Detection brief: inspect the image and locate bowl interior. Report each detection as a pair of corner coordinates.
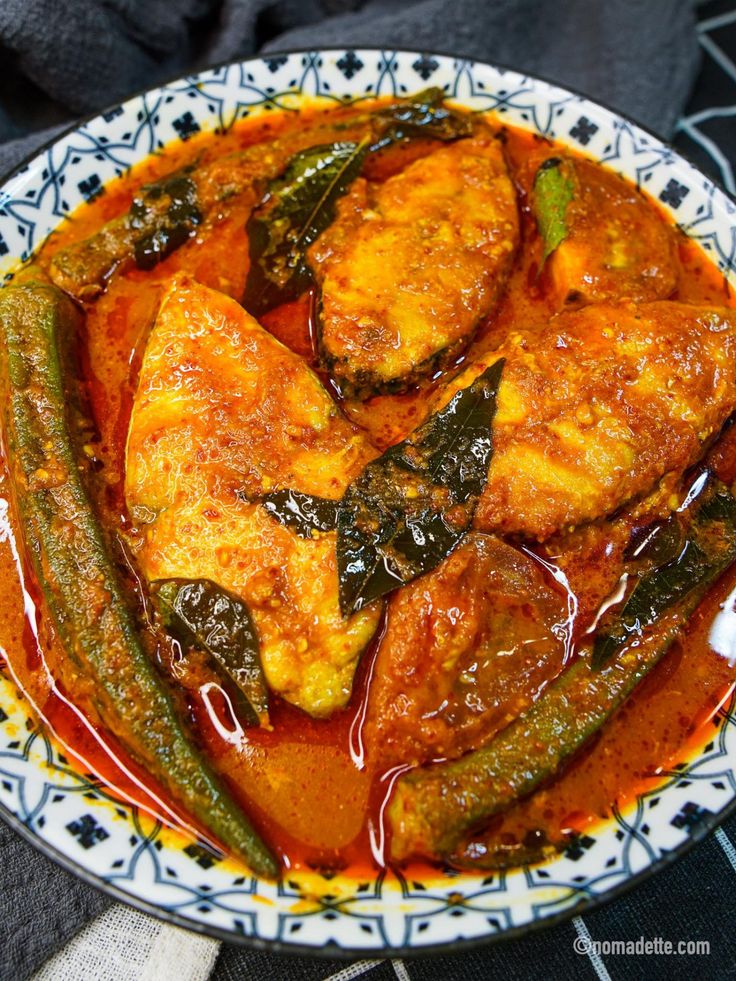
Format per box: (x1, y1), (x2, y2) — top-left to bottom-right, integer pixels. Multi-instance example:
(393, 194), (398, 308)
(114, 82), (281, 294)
(0, 49), (735, 955)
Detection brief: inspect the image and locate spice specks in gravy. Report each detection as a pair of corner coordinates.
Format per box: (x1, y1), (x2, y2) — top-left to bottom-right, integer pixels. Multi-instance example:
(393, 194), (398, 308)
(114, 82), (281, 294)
(0, 91), (734, 878)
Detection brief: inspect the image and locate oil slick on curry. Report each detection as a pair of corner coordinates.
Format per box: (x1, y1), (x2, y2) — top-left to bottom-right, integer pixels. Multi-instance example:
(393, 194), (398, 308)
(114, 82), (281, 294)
(0, 89), (735, 879)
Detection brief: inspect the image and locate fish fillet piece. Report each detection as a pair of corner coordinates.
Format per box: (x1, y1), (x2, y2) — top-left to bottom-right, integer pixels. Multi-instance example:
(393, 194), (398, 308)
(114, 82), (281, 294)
(435, 301), (736, 541)
(125, 276), (381, 717)
(309, 134), (519, 396)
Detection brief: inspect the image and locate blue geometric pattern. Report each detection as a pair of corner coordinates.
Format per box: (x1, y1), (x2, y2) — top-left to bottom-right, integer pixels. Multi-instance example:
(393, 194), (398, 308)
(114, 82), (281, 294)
(0, 50), (735, 954)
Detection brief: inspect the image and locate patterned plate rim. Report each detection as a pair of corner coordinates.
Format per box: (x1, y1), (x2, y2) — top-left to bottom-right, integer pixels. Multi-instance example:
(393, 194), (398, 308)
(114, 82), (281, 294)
(2, 788), (736, 960)
(3, 44), (736, 207)
(0, 47), (735, 958)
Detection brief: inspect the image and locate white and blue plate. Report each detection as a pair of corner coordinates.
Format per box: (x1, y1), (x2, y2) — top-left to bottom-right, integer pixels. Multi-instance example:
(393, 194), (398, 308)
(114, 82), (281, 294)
(0, 50), (735, 956)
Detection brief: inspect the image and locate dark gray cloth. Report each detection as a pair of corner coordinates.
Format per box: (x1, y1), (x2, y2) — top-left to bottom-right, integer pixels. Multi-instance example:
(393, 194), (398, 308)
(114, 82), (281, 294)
(0, 1), (715, 980)
(0, 0), (700, 176)
(0, 820), (110, 979)
(264, 0), (700, 136)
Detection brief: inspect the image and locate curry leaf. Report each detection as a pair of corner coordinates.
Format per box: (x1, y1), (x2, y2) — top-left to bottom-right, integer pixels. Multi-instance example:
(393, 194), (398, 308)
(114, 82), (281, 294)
(369, 87), (474, 149)
(623, 518), (685, 567)
(592, 477), (736, 669)
(130, 166), (202, 270)
(259, 489), (339, 539)
(337, 359), (504, 614)
(533, 157), (575, 265)
(154, 578), (269, 726)
(243, 139), (369, 317)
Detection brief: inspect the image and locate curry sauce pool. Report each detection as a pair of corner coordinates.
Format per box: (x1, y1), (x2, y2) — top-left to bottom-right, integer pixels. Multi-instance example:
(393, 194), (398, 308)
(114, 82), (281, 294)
(0, 91), (734, 878)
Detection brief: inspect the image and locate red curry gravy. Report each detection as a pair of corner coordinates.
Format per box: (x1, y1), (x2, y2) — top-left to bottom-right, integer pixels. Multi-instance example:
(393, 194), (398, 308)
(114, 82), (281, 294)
(1, 102), (735, 878)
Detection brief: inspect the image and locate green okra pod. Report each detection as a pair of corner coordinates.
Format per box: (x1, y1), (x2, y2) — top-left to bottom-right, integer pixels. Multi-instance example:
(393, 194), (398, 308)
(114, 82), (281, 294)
(389, 477), (736, 863)
(0, 279), (278, 878)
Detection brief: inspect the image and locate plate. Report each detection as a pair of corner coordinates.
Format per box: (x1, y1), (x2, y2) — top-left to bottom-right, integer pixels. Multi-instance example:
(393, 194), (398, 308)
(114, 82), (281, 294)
(1, 49), (735, 957)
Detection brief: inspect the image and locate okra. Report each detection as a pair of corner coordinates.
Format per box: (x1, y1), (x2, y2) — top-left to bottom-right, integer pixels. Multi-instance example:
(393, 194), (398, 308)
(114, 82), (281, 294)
(389, 477), (736, 862)
(0, 280), (278, 878)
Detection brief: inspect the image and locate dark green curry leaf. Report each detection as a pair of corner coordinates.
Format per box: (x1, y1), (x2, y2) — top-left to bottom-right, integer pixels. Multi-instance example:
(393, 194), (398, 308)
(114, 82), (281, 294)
(592, 477), (736, 669)
(337, 359), (504, 615)
(243, 139), (369, 317)
(259, 489), (339, 539)
(369, 87), (474, 149)
(154, 578), (268, 727)
(623, 518), (685, 566)
(533, 157), (575, 265)
(130, 166), (202, 270)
